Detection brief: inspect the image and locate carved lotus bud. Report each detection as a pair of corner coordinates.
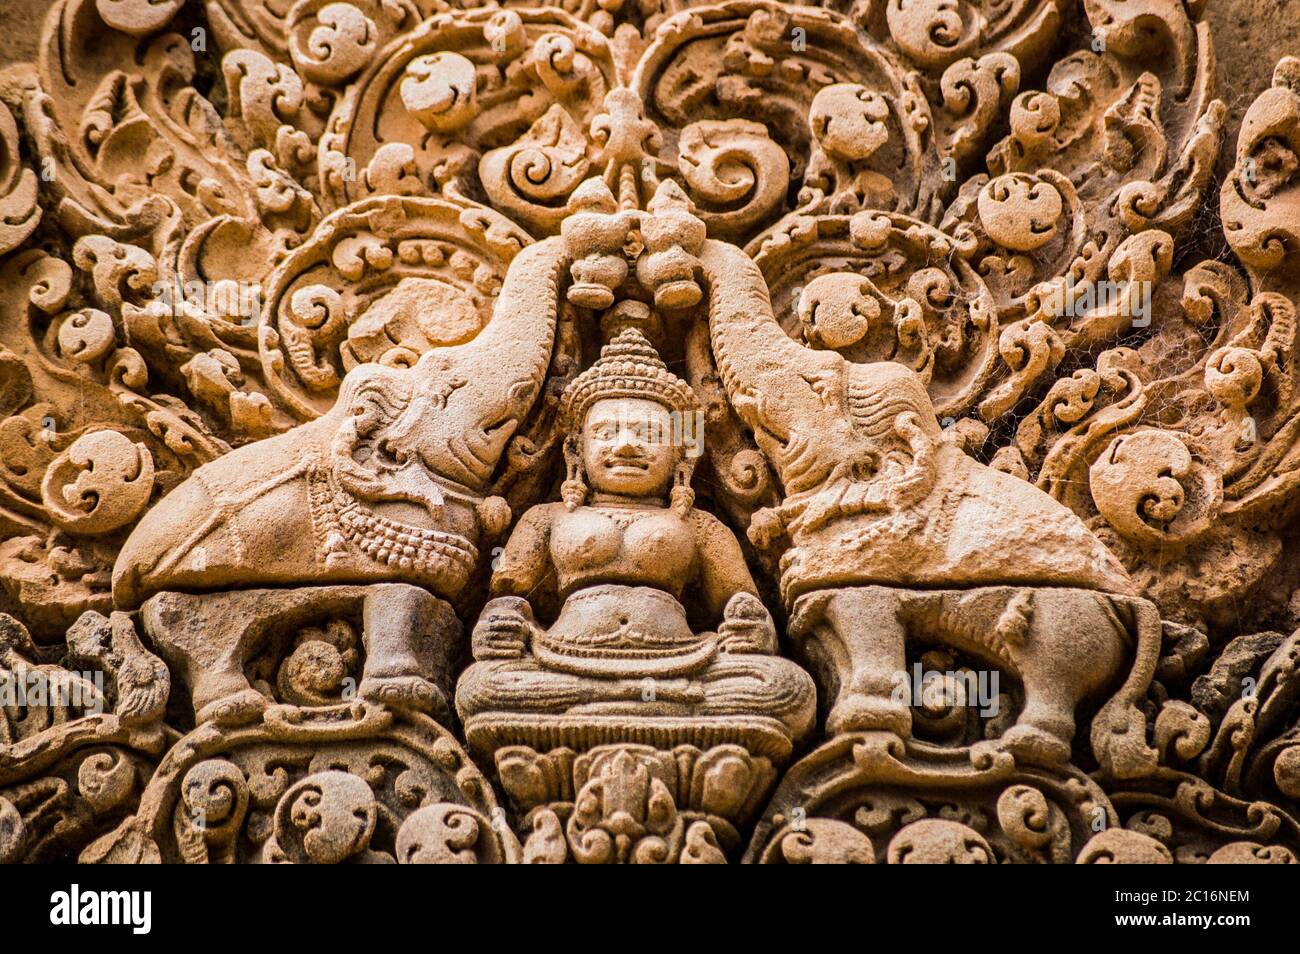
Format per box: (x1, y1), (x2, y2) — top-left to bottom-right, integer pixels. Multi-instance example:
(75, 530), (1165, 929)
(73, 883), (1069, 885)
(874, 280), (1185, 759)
(41, 431), (155, 536)
(264, 771), (382, 864)
(483, 10), (528, 61)
(97, 0), (183, 36)
(810, 84), (891, 162)
(1206, 842), (1297, 864)
(1275, 744), (1300, 799)
(289, 2), (378, 85)
(1076, 829), (1173, 864)
(887, 819), (993, 864)
(342, 277), (483, 369)
(396, 803), (508, 864)
(55, 309), (116, 364)
(1089, 429), (1221, 550)
(1221, 57), (1300, 276)
(1204, 346), (1264, 409)
(885, 0), (975, 69)
(797, 273), (881, 349)
(1008, 91), (1061, 150)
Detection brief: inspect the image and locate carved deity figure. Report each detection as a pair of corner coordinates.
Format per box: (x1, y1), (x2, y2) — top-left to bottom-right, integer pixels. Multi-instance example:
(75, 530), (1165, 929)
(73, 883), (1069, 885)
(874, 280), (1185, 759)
(455, 329), (816, 757)
(108, 229), (602, 725)
(695, 236), (1162, 776)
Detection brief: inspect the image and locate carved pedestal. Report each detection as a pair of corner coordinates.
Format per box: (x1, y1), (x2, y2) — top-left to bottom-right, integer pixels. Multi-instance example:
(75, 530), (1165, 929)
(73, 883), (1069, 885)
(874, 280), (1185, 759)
(459, 660), (802, 864)
(496, 743), (775, 864)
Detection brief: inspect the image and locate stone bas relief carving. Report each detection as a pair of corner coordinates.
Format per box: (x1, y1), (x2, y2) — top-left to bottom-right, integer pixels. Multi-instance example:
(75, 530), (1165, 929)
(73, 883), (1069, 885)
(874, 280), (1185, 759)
(0, 0), (1299, 865)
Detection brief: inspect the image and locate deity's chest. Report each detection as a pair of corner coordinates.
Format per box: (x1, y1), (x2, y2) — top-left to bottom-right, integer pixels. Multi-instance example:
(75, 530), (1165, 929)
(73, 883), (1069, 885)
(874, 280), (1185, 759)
(539, 506), (712, 678)
(549, 506), (697, 595)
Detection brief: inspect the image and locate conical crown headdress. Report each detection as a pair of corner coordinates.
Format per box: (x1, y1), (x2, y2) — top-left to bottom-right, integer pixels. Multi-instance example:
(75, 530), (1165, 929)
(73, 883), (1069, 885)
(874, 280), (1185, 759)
(559, 328), (697, 431)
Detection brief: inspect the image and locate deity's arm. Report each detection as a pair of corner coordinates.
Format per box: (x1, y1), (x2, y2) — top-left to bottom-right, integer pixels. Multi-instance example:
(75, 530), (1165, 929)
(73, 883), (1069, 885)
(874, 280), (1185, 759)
(690, 511), (779, 654)
(488, 503), (558, 603)
(689, 510), (761, 622)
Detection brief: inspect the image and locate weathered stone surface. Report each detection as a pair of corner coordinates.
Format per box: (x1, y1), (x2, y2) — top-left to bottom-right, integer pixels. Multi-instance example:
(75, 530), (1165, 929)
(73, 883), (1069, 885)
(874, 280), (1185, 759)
(1, 0), (1300, 865)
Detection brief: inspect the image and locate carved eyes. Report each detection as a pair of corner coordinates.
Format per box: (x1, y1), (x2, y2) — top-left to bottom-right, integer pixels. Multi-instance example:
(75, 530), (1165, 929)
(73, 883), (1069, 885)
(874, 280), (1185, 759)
(351, 398), (384, 438)
(590, 421), (659, 444)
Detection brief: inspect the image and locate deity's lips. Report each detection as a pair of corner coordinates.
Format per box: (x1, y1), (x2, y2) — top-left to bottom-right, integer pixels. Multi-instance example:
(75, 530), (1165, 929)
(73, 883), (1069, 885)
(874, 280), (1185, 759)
(600, 458), (651, 473)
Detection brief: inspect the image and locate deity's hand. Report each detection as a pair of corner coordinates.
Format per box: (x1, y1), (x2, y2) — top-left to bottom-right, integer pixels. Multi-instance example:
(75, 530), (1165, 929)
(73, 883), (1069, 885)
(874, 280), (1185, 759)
(717, 592), (779, 655)
(747, 506), (787, 552)
(471, 596), (536, 660)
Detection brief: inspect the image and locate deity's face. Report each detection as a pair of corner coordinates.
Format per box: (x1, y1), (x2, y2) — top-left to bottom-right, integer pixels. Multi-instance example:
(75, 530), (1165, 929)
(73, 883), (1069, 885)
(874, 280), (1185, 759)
(582, 398), (678, 499)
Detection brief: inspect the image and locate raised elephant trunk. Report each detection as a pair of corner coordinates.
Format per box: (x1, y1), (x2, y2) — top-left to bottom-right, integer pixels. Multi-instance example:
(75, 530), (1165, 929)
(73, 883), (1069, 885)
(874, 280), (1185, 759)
(111, 235), (576, 609)
(450, 236), (570, 406)
(698, 239), (852, 496)
(698, 239), (818, 428)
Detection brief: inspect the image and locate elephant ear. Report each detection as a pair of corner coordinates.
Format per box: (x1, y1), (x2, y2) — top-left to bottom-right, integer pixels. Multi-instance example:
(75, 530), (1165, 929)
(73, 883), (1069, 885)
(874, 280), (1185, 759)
(260, 196), (529, 422)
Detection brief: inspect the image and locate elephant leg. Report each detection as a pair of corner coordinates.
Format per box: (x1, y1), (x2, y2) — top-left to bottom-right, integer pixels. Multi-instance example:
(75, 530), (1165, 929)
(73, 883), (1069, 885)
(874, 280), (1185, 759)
(997, 691), (1075, 767)
(141, 590), (267, 726)
(359, 583), (459, 723)
(809, 587), (912, 737)
(979, 588), (1126, 769)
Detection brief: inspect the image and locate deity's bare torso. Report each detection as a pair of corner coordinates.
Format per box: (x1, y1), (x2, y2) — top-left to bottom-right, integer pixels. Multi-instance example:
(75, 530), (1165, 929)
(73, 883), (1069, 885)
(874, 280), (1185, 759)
(550, 500), (697, 599)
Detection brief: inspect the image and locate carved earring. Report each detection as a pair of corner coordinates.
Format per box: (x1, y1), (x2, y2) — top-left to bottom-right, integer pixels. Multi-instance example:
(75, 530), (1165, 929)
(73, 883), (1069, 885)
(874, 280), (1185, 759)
(561, 435), (587, 511)
(669, 457), (696, 517)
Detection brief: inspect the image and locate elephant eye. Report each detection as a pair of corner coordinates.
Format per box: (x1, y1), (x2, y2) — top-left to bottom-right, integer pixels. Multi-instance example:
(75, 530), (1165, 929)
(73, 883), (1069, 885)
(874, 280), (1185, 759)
(351, 397), (384, 436)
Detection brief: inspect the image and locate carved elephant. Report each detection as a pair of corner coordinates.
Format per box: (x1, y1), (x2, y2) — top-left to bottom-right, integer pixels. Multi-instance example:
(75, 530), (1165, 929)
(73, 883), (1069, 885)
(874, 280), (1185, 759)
(109, 233), (585, 724)
(694, 234), (1160, 777)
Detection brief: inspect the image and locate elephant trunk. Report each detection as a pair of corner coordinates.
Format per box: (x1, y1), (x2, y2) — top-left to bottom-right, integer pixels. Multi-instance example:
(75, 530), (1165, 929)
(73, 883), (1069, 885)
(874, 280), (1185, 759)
(452, 236), (570, 403)
(698, 239), (818, 418)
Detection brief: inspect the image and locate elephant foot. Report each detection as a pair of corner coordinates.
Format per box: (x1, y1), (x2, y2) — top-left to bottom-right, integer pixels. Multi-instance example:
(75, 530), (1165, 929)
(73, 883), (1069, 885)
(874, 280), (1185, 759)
(827, 695), (912, 737)
(361, 675), (450, 722)
(972, 724), (1072, 769)
(197, 688), (269, 727)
